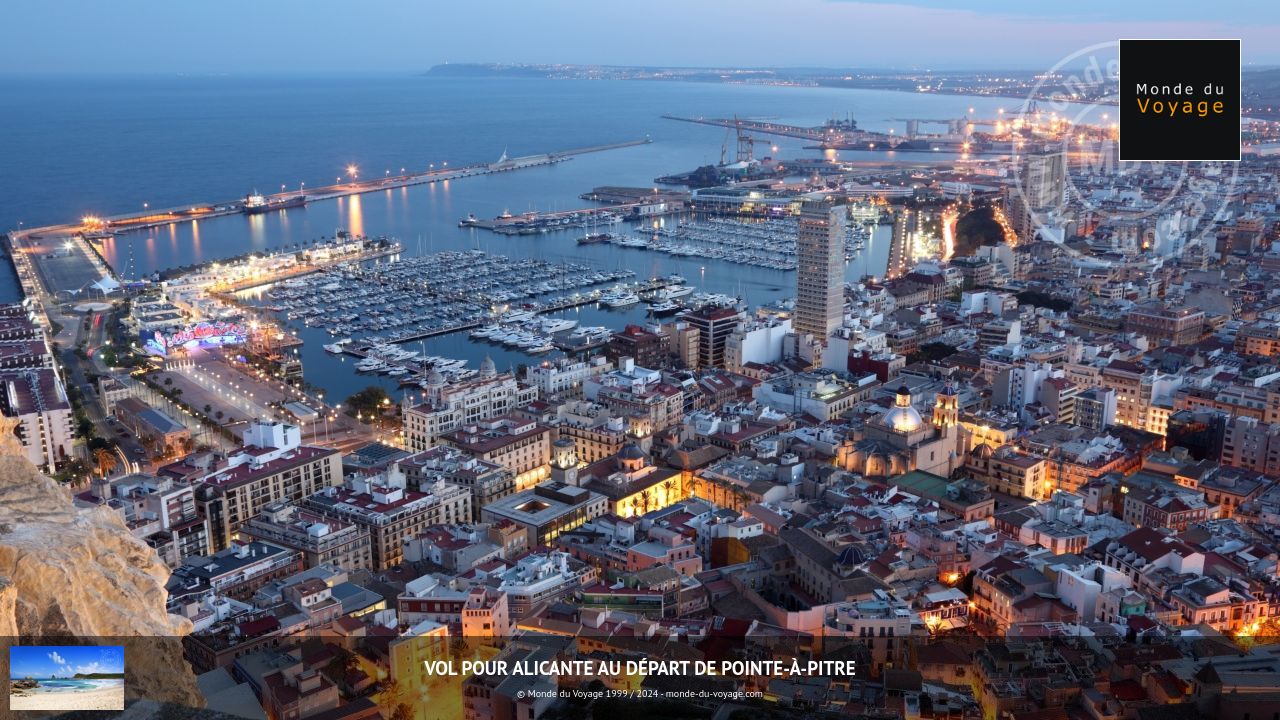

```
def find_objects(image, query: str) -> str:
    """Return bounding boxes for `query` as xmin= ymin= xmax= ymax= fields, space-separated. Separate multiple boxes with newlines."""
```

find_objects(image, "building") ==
xmin=1006 ymin=150 xmax=1065 ymax=241
xmin=438 ymin=415 xmax=552 ymax=492
xmin=795 ymin=200 xmax=845 ymax=340
xmin=1220 ymin=415 xmax=1280 ymax=476
xmin=167 ymin=421 xmax=343 ymax=552
xmin=606 ymin=324 xmax=670 ymax=369
xmin=399 ymin=445 xmax=516 ymax=521
xmin=300 ymin=467 xmax=471 ymax=569
xmin=1121 ymin=487 xmax=1216 ymax=531
xmin=756 ymin=371 xmax=872 ymax=422
xmin=78 ymin=473 xmax=211 ymax=568
xmin=1074 ymin=387 xmax=1118 ymax=430
xmin=524 ymin=355 xmax=612 ymax=399
xmin=238 ymin=501 xmax=373 ymax=571
xmin=1124 ymin=303 xmax=1206 ymax=346
xmin=461 ymin=587 xmax=512 ymax=639
xmin=724 ymin=314 xmax=792 ymax=373
xmin=966 ymin=444 xmax=1050 ymax=500
xmin=114 ymin=396 xmax=191 ymax=457
xmin=680 ymin=305 xmax=744 ymax=370
xmin=978 ymin=318 xmax=1021 ymax=352
xmin=584 ymin=358 xmax=684 ymax=432
xmin=0 ymin=367 xmax=73 ymax=471
xmin=825 ymin=593 xmax=924 ymax=676
xmin=167 ymin=540 xmax=304 ymax=603
xmin=481 ymin=482 xmax=608 ymax=546
xmin=572 ymin=441 xmax=685 ymax=519
xmin=543 ymin=400 xmax=631 ymax=464
xmin=836 ymin=384 xmax=964 ymax=478
xmin=402 ymin=364 xmax=538 ymax=451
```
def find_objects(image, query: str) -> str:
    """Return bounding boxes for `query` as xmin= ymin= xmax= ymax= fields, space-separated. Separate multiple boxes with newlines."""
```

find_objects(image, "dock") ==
xmin=8 ymin=138 xmax=656 ymax=301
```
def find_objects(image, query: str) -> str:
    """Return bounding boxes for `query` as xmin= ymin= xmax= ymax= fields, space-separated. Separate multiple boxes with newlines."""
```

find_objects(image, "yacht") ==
xmin=602 ymin=292 xmax=640 ymax=308
xmin=648 ymin=300 xmax=681 ymax=316
xmin=539 ymin=317 xmax=578 ymax=333
xmin=651 ymin=285 xmax=694 ymax=301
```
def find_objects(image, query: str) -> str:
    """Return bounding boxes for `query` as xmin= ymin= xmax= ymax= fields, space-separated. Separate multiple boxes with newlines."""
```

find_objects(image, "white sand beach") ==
xmin=9 ymin=680 xmax=125 ymax=711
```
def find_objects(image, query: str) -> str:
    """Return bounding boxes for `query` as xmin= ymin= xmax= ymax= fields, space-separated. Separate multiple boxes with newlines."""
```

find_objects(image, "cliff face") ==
xmin=0 ymin=416 xmax=202 ymax=708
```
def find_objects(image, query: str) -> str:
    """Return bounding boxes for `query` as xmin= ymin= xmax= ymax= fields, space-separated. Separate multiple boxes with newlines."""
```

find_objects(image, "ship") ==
xmin=577 ymin=232 xmax=611 ymax=245
xmin=243 ymin=191 xmax=307 ymax=214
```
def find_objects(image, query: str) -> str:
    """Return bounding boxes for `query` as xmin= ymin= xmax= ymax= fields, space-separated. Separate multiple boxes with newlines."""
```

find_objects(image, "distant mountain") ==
xmin=74 ymin=672 xmax=124 ymax=679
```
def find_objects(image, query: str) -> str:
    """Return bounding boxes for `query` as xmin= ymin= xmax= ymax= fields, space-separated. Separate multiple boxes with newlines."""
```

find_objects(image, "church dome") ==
xmin=480 ymin=355 xmax=497 ymax=378
xmin=881 ymin=405 xmax=923 ymax=432
xmin=619 ymin=443 xmax=647 ymax=460
xmin=427 ymin=368 xmax=445 ymax=386
xmin=882 ymin=387 xmax=924 ymax=433
xmin=880 ymin=399 xmax=921 ymax=427
xmin=837 ymin=545 xmax=866 ymax=566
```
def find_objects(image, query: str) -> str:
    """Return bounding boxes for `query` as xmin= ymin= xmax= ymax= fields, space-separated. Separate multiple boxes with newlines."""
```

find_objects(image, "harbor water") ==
xmin=0 ymin=74 xmax=1089 ymax=398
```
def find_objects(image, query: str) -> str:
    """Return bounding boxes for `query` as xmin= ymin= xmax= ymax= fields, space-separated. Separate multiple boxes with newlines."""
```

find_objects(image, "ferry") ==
xmin=243 ymin=191 xmax=307 ymax=214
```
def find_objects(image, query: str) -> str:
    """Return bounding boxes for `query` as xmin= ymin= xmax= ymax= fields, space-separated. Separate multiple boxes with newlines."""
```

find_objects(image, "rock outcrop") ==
xmin=0 ymin=416 xmax=202 ymax=709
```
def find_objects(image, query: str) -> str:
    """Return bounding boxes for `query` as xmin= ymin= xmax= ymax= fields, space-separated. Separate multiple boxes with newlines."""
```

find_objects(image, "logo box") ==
xmin=1119 ymin=39 xmax=1241 ymax=162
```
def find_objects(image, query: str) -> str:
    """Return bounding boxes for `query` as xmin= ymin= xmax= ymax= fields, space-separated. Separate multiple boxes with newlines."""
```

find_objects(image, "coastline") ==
xmin=9 ymin=681 xmax=125 ymax=711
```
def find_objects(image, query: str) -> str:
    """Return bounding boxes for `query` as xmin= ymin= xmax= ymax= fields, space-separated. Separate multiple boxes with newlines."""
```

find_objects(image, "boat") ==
xmin=458 ymin=213 xmax=481 ymax=227
xmin=539 ymin=317 xmax=578 ymax=333
xmin=322 ymin=343 xmax=347 ymax=354
xmin=648 ymin=300 xmax=681 ymax=316
xmin=578 ymin=233 xmax=611 ymax=245
xmin=651 ymin=285 xmax=694 ymax=301
xmin=602 ymin=292 xmax=640 ymax=308
xmin=243 ymin=191 xmax=307 ymax=214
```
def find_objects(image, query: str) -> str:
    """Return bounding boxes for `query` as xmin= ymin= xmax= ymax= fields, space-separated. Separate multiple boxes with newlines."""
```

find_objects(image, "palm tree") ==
xmin=93 ymin=447 xmax=118 ymax=478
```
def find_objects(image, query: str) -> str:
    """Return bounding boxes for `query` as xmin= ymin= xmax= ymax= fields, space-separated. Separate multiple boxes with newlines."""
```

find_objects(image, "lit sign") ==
xmin=143 ymin=321 xmax=247 ymax=356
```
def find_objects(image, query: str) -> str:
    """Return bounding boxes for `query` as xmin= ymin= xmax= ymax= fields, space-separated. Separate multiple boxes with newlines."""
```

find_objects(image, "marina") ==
xmin=257 ymin=249 xmax=639 ymax=344
xmin=599 ymin=212 xmax=880 ymax=270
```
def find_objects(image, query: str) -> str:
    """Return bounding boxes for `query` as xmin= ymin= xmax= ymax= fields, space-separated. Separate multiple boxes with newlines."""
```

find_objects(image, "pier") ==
xmin=7 ymin=138 xmax=654 ymax=300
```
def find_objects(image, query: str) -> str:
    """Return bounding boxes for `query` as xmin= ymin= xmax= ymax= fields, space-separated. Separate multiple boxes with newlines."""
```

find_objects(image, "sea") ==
xmin=0 ymin=74 xmax=1084 ymax=400
xmin=10 ymin=677 xmax=123 ymax=692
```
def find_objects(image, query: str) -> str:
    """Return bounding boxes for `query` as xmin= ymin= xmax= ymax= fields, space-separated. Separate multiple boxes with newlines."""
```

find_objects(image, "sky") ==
xmin=10 ymin=646 xmax=125 ymax=679
xmin=2 ymin=1 xmax=1277 ymax=75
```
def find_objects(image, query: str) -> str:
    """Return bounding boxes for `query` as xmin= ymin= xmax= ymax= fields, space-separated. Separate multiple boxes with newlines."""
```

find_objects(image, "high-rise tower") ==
xmin=795 ymin=200 xmax=845 ymax=341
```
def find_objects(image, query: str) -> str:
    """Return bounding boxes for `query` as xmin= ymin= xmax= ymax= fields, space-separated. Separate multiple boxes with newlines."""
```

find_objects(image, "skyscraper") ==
xmin=1006 ymin=149 xmax=1066 ymax=243
xmin=795 ymin=200 xmax=845 ymax=341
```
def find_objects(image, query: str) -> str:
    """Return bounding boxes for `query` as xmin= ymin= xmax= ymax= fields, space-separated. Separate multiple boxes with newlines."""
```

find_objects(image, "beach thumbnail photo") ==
xmin=8 ymin=645 xmax=125 ymax=712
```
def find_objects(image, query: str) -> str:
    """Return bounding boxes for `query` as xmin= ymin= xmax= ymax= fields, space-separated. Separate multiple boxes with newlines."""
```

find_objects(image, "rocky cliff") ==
xmin=0 ymin=416 xmax=202 ymax=709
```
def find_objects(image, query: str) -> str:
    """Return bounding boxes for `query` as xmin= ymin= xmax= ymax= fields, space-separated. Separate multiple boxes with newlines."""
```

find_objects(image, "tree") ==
xmin=203 ymin=404 xmax=213 ymax=415
xmin=389 ymin=704 xmax=413 ymax=720
xmin=163 ymin=377 xmax=173 ymax=387
xmin=93 ymin=447 xmax=118 ymax=478
xmin=344 ymin=385 xmax=391 ymax=420
xmin=215 ymin=410 xmax=224 ymax=421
